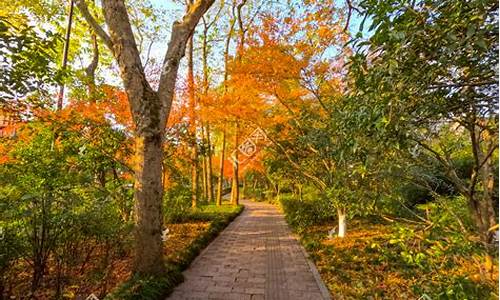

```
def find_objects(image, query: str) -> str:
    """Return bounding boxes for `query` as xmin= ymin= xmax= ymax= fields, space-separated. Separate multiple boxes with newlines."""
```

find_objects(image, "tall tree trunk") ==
xmin=207 ymin=122 xmax=214 ymax=202
xmin=228 ymin=0 xmax=248 ymax=206
xmin=85 ymin=29 xmax=99 ymax=95
xmin=231 ymin=174 xmax=239 ymax=205
xmin=470 ymin=122 xmax=498 ymax=243
xmin=187 ymin=34 xmax=199 ymax=208
xmin=201 ymin=15 xmax=216 ymax=204
xmin=480 ymin=157 xmax=497 ymax=230
xmin=57 ymin=0 xmax=75 ymax=110
xmin=470 ymin=125 xmax=498 ymax=243
xmin=78 ymin=0 xmax=216 ymax=276
xmin=216 ymin=127 xmax=226 ymax=206
xmin=337 ymin=208 xmax=346 ymax=238
xmin=202 ymin=154 xmax=208 ymax=201
xmin=132 ymin=97 xmax=166 ymax=275
xmin=191 ymin=147 xmax=199 ymax=207
xmin=77 ymin=2 xmax=167 ymax=275
xmin=215 ymin=5 xmax=235 ymax=206
xmin=231 ymin=123 xmax=239 ymax=205
xmin=242 ymin=177 xmax=246 ymax=199
xmin=206 ymin=123 xmax=214 ymax=202
xmin=201 ymin=124 xmax=209 ymax=200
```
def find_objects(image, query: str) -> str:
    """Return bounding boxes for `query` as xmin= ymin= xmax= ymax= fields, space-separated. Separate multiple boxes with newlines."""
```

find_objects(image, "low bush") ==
xmin=106 ymin=270 xmax=183 ymax=300
xmin=163 ymin=184 xmax=192 ymax=223
xmin=280 ymin=195 xmax=335 ymax=233
xmin=245 ymin=187 xmax=266 ymax=201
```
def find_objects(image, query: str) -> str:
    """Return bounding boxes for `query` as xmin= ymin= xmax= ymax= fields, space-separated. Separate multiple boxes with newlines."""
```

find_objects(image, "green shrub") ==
xmin=280 ymin=195 xmax=334 ymax=232
xmin=105 ymin=270 xmax=183 ymax=300
xmin=245 ymin=187 xmax=266 ymax=201
xmin=163 ymin=184 xmax=192 ymax=223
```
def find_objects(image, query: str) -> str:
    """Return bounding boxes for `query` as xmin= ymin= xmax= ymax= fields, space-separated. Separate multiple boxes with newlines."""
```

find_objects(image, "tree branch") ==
xmin=84 ymin=31 xmax=99 ymax=84
xmin=413 ymin=138 xmax=469 ymax=196
xmin=158 ymin=0 xmax=216 ymax=125
xmin=76 ymin=0 xmax=113 ymax=50
xmin=344 ymin=0 xmax=361 ymax=32
xmin=267 ymin=134 xmax=328 ymax=190
xmin=429 ymin=80 xmax=498 ymax=89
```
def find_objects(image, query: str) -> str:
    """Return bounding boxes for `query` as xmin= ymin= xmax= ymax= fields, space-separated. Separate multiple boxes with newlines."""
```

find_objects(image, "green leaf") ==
xmin=475 ymin=37 xmax=487 ymax=50
xmin=466 ymin=24 xmax=476 ymax=38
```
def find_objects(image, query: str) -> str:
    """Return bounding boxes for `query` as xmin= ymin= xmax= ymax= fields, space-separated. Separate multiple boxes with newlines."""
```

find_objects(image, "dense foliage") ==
xmin=0 ymin=109 xmax=133 ymax=297
xmin=0 ymin=16 xmax=62 ymax=104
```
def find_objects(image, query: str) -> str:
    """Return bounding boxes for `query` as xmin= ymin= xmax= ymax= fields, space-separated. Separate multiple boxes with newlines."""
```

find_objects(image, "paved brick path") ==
xmin=167 ymin=200 xmax=331 ymax=300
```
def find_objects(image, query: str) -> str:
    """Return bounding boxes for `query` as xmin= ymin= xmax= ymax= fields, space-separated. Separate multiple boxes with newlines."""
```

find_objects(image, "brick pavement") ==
xmin=167 ymin=200 xmax=331 ymax=300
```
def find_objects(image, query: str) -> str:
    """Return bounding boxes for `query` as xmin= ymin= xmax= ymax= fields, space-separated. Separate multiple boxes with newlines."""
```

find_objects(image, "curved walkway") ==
xmin=167 ymin=199 xmax=331 ymax=300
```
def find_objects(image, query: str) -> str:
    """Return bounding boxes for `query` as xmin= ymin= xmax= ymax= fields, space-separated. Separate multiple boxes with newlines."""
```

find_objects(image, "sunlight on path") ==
xmin=167 ymin=200 xmax=331 ymax=300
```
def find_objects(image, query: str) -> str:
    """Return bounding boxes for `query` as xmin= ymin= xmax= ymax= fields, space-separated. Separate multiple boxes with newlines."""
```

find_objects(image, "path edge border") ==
xmin=276 ymin=199 xmax=332 ymax=300
xmin=295 ymin=235 xmax=332 ymax=300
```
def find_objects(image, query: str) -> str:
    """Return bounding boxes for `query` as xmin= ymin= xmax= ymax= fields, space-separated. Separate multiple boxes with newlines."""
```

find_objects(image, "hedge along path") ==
xmin=167 ymin=199 xmax=331 ymax=300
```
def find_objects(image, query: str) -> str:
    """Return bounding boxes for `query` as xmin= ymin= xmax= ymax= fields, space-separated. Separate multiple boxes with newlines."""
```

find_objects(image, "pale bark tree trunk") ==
xmin=83 ymin=0 xmax=99 ymax=88
xmin=84 ymin=31 xmax=99 ymax=94
xmin=231 ymin=122 xmax=239 ymax=205
xmin=101 ymin=0 xmax=166 ymax=275
xmin=215 ymin=3 xmax=236 ymax=206
xmin=241 ymin=177 xmax=246 ymax=199
xmin=201 ymin=124 xmax=208 ymax=200
xmin=216 ymin=127 xmax=226 ymax=206
xmin=337 ymin=208 xmax=346 ymax=238
xmin=206 ymin=123 xmax=214 ymax=202
xmin=231 ymin=172 xmax=239 ymax=205
xmin=229 ymin=0 xmax=248 ymax=206
xmin=191 ymin=148 xmax=199 ymax=207
xmin=236 ymin=0 xmax=248 ymax=53
xmin=187 ymin=34 xmax=199 ymax=207
xmin=469 ymin=122 xmax=497 ymax=243
xmin=77 ymin=0 xmax=215 ymax=276
xmin=201 ymin=15 xmax=216 ymax=203
xmin=57 ymin=0 xmax=75 ymax=110
xmin=133 ymin=129 xmax=165 ymax=274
